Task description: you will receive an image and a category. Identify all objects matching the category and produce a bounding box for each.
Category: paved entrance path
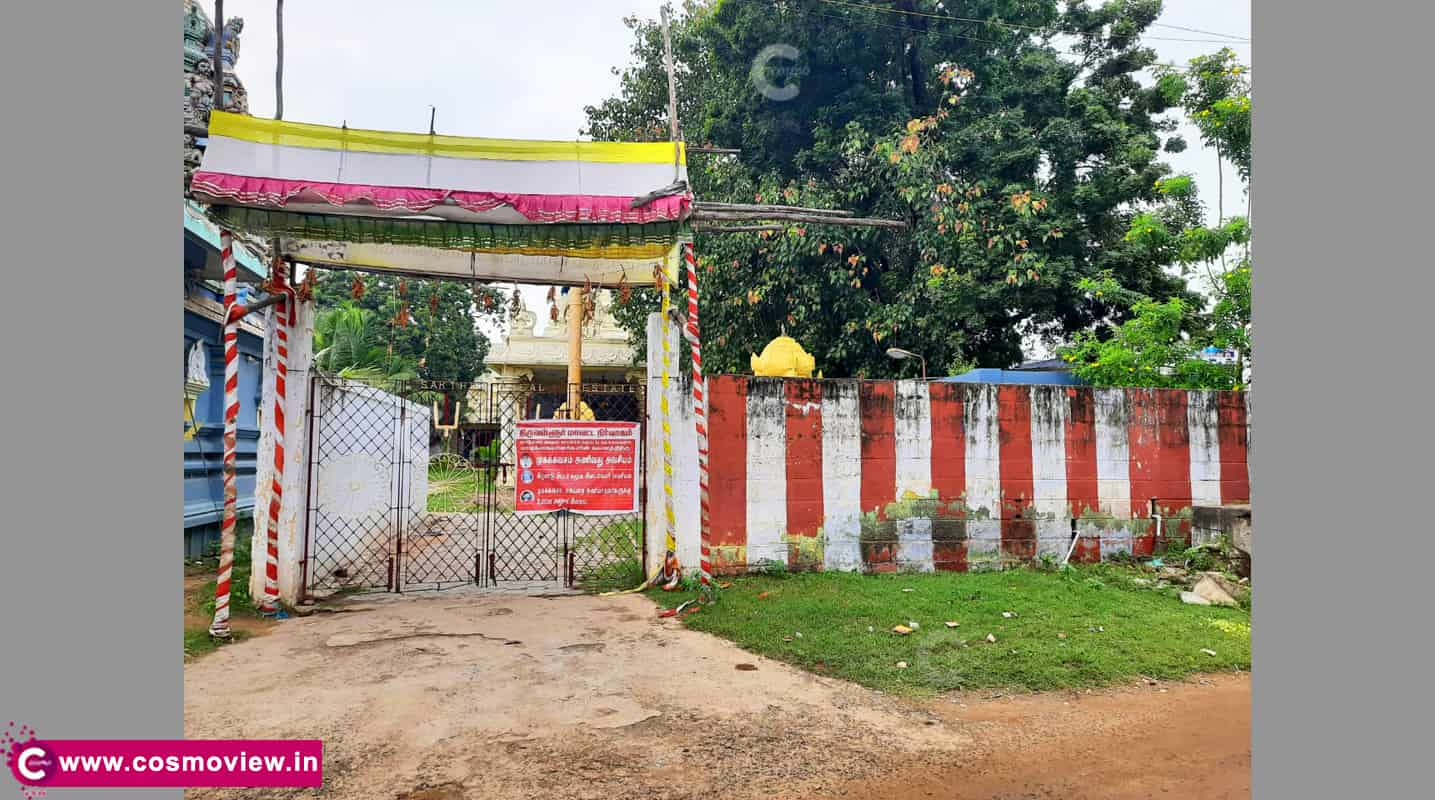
[184,592,1249,800]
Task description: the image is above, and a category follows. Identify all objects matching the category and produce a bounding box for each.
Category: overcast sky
[218,0,1250,342]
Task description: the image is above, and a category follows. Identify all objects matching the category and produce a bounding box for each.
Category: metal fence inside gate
[302,377,646,597]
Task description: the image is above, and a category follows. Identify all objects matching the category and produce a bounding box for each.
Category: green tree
[590,0,1203,377]
[1057,270,1245,389]
[309,271,506,384]
[1059,48,1252,389]
[312,302,419,381]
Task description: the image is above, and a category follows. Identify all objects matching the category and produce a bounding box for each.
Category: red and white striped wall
[648,370,1250,574]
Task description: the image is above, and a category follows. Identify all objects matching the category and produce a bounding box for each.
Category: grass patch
[578,557,647,594]
[426,472,493,512]
[183,626,249,659]
[426,449,498,512]
[647,564,1250,695]
[183,519,267,661]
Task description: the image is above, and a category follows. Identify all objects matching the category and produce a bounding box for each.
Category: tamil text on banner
[513,421,639,515]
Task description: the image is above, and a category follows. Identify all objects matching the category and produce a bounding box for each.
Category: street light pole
[885,347,926,380]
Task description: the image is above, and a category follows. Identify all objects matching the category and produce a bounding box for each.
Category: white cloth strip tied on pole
[210,229,240,638]
[683,242,713,599]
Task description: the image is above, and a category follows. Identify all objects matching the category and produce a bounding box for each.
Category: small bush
[200,521,255,615]
[757,558,788,577]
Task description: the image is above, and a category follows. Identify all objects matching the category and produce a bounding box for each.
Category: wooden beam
[691,210,907,229]
[693,201,855,217]
[213,1,225,109]
[275,0,285,120]
[691,223,791,233]
[277,239,674,288]
[630,180,689,210]
[567,287,584,417]
[660,6,681,183]
[273,0,286,276]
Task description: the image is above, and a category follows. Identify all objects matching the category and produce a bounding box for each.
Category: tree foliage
[1059,47,1252,390]
[589,0,1205,377]
[1158,47,1250,180]
[309,270,506,384]
[312,302,419,381]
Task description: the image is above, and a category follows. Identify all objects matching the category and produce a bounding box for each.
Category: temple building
[441,289,645,486]
[481,289,644,388]
[183,0,268,555]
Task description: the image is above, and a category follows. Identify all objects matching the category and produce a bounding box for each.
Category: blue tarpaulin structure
[939,359,1085,386]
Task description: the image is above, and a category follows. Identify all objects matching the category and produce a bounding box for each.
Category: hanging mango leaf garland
[308,270,494,384]
[617,274,632,306]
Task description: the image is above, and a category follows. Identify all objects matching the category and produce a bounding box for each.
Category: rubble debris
[1180,591,1211,606]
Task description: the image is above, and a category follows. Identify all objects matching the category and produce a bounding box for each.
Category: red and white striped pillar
[682,242,713,597]
[209,229,241,638]
[257,259,295,614]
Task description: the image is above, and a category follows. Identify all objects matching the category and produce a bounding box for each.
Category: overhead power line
[812,0,1250,44]
[1149,21,1250,41]
[735,0,1250,75]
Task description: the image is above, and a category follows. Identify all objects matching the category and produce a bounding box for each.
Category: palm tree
[312,302,418,382]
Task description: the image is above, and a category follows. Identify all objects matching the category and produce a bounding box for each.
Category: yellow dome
[751,335,816,378]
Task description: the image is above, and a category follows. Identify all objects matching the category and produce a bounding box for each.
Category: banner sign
[514,420,640,515]
[1197,346,1238,365]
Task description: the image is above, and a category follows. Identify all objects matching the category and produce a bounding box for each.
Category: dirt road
[811,675,1249,799]
[183,590,1248,800]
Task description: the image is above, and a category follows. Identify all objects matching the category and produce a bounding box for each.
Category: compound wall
[647,342,1249,576]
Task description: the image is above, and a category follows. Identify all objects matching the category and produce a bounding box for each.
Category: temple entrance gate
[301,377,646,597]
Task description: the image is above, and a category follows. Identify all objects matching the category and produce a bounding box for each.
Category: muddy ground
[183,590,1248,800]
[184,571,278,641]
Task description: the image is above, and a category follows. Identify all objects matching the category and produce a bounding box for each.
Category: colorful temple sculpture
[183,1,268,556]
[184,0,248,192]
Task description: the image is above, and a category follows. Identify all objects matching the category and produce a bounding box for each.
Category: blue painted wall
[184,279,265,557]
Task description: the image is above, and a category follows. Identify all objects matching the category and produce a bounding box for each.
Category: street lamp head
[885,347,926,379]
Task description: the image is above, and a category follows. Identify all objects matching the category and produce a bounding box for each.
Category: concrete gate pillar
[249,297,316,606]
[644,311,699,579]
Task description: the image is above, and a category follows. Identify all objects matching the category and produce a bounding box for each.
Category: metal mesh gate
[487,382,647,589]
[302,377,646,597]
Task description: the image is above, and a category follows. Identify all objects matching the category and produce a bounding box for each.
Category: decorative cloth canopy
[210,208,677,260]
[192,112,689,225]
[192,112,690,286]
